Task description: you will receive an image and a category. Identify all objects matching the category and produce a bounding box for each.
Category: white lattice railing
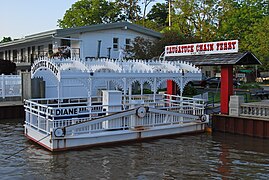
[240,103,269,118]
[24,94,206,134]
[64,107,200,136]
[0,74,21,99]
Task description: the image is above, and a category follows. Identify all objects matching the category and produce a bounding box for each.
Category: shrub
[0,59,16,74]
[239,83,261,89]
[182,85,198,96]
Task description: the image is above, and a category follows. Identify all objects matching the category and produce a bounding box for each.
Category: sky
[0,0,165,41]
[0,0,78,40]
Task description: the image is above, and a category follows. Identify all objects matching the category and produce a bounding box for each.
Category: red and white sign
[165,40,238,57]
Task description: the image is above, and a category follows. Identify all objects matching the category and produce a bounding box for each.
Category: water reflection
[0,119,269,179]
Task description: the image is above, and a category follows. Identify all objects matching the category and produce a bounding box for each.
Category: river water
[1,119,269,179]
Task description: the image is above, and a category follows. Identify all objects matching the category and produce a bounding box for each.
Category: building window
[12,50,17,61]
[0,52,3,59]
[38,45,44,57]
[113,38,119,51]
[205,71,211,77]
[27,47,31,62]
[21,49,25,62]
[48,44,53,56]
[61,37,71,47]
[5,51,8,60]
[125,38,131,50]
[8,50,11,60]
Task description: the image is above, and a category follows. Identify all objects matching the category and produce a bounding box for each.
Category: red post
[221,65,233,114]
[167,80,176,95]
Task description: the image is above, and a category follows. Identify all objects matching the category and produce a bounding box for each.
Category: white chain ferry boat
[24,57,208,151]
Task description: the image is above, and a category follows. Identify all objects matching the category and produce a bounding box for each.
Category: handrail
[240,103,269,118]
[24,93,206,134]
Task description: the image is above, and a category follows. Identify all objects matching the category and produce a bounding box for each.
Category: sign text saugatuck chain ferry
[22,41,241,151]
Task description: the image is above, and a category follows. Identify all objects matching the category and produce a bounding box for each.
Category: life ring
[136,107,147,118]
[54,128,65,137]
[200,114,208,122]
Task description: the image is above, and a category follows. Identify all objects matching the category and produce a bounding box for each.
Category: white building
[0,22,162,74]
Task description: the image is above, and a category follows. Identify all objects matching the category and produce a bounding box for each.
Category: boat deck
[24,93,208,151]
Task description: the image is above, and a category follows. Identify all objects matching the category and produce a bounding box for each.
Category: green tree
[134,19,161,32]
[216,0,267,47]
[147,3,168,28]
[58,0,120,28]
[114,0,141,22]
[141,0,155,25]
[126,37,156,59]
[0,37,12,43]
[245,16,269,70]
[127,30,201,59]
[172,0,220,41]
[152,30,201,58]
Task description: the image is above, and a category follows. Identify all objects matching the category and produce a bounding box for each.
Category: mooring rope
[4,134,50,160]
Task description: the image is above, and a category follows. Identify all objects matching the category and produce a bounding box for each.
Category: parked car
[187,75,208,87]
[201,77,240,88]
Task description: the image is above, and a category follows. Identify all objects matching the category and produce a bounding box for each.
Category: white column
[153,77,157,102]
[123,78,127,110]
[180,71,184,112]
[128,83,132,102]
[140,82,143,100]
[88,77,92,119]
[80,40,83,59]
[57,80,61,107]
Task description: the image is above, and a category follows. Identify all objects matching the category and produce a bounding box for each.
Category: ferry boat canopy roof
[165,52,261,66]
[31,58,202,98]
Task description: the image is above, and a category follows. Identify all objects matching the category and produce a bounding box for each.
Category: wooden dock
[0,101,24,119]
[212,100,269,138]
[212,114,269,138]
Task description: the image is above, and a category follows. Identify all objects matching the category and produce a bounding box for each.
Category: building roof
[56,22,162,39]
[165,52,262,66]
[0,30,57,47]
[0,22,162,48]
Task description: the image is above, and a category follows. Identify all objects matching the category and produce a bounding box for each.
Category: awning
[165,52,262,66]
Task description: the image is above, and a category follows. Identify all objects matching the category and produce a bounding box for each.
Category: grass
[239,82,262,89]
[208,91,221,103]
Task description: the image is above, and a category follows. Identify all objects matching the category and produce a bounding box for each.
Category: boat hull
[25,123,205,151]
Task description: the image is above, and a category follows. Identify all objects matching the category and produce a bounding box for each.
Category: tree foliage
[0,37,12,43]
[245,16,269,70]
[114,0,141,22]
[58,0,269,70]
[58,0,121,28]
[147,2,168,29]
[126,37,156,59]
[127,31,201,59]
[141,0,156,25]
[171,0,220,41]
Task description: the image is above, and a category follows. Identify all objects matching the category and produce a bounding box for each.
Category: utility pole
[168,0,171,30]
